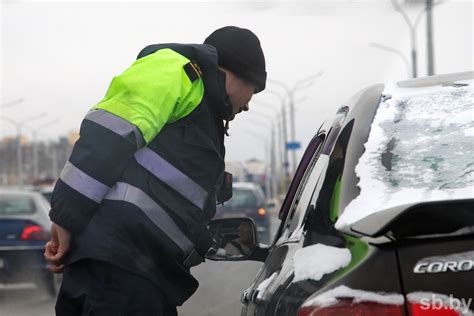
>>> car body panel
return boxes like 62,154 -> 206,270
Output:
350,199 -> 474,238
240,72 -> 473,315
398,236 -> 474,299
242,132 -> 329,315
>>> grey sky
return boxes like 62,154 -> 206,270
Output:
1,0 -> 473,162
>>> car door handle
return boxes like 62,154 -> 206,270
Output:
241,289 -> 262,305
250,289 -> 261,304
241,288 -> 251,304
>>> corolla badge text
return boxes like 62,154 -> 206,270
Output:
414,260 -> 474,274
414,251 -> 474,274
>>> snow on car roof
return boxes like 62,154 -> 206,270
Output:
336,78 -> 474,230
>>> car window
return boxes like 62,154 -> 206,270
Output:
0,194 -> 37,215
337,84 -> 474,229
224,188 -> 259,208
279,137 -> 325,240
322,120 -> 354,222
284,172 -> 320,239
278,135 -> 326,221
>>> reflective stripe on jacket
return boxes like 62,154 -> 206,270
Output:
49,44 -> 227,305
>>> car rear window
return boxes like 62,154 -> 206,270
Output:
0,194 -> 36,215
224,189 -> 259,208
337,82 -> 474,229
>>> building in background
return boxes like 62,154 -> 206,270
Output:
226,159 -> 277,199
0,132 -> 77,186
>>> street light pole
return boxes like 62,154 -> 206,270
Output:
1,99 -> 24,142
269,71 -> 324,174
252,95 -> 289,194
288,90 -> 296,174
426,0 -> 435,75
264,90 -> 290,179
243,130 -> 272,199
240,114 -> 277,199
391,0 -> 442,78
247,112 -> 281,199
251,99 -> 285,182
25,118 -> 60,179
0,113 -> 47,185
1,117 -> 24,186
369,42 -> 411,78
1,98 -> 24,109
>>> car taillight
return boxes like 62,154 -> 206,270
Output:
20,224 -> 50,240
297,299 -> 405,316
408,303 -> 461,316
258,208 -> 266,216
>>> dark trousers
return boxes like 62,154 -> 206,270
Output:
55,259 -> 177,316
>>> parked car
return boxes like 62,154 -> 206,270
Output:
0,189 -> 60,297
36,185 -> 55,205
207,71 -> 474,316
215,182 -> 272,243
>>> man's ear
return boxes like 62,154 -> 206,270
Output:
216,69 -> 234,121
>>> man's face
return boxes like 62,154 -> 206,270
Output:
223,69 -> 257,118
238,222 -> 253,245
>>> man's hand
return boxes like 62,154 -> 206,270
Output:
44,223 -> 71,273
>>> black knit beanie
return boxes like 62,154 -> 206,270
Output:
204,26 -> 267,93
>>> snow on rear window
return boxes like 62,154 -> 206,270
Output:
336,81 -> 474,230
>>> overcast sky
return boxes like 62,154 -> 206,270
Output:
1,0 -> 473,163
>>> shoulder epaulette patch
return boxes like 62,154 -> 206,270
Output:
183,62 -> 202,83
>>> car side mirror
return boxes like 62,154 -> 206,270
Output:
206,218 -> 258,261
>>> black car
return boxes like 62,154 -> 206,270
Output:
0,189 -> 61,297
215,182 -> 272,244
207,71 -> 474,316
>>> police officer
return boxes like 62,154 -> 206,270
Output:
44,26 -> 266,315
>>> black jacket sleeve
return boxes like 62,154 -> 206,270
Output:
49,111 -> 144,233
